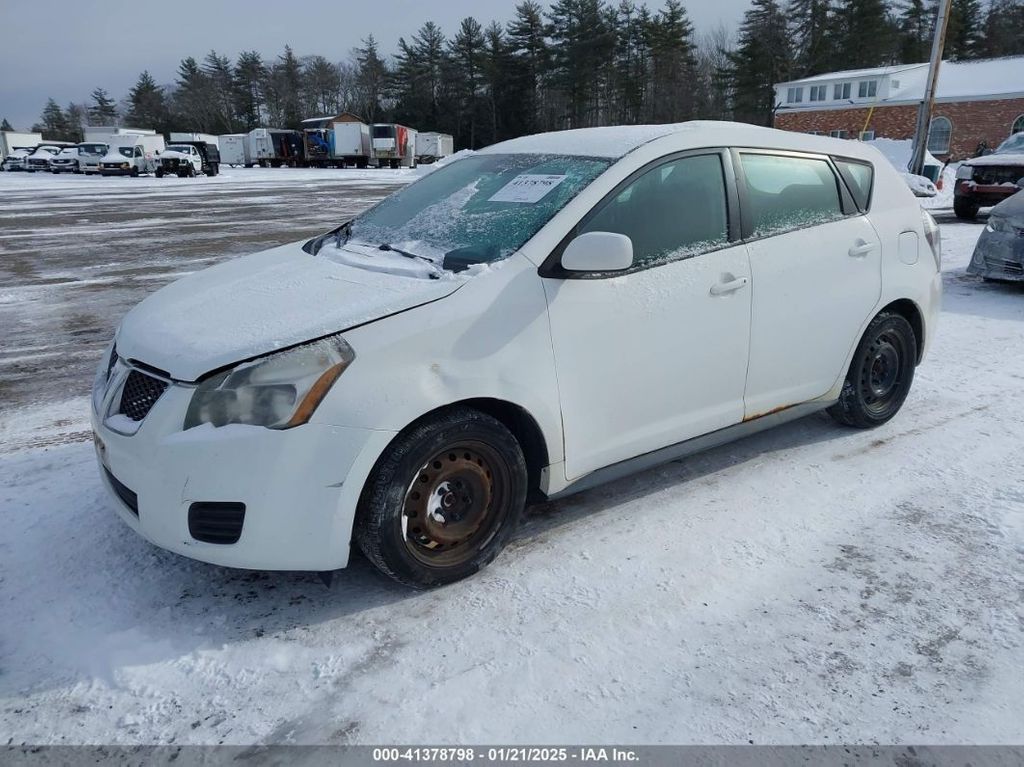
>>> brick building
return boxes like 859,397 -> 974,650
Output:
773,56 -> 1024,161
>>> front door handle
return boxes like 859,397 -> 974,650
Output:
710,276 -> 749,296
848,240 -> 876,258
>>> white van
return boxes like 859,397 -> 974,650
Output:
92,122 -> 941,587
98,135 -> 165,176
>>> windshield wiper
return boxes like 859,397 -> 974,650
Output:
378,243 -> 444,279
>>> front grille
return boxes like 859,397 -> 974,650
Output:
119,370 -> 168,421
974,166 -> 1024,185
188,503 -> 246,544
985,256 -> 1024,276
103,467 -> 139,516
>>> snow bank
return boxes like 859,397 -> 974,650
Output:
866,138 -> 941,174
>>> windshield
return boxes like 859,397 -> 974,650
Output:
166,145 -> 191,153
117,147 -> 135,158
996,133 -> 1024,154
79,143 -> 106,155
341,153 -> 611,267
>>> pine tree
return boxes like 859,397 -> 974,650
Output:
725,0 -> 792,125
203,51 -> 239,132
392,23 -> 448,129
506,1 -> 550,133
234,51 -> 267,129
897,0 -> 934,62
65,103 -> 86,142
273,46 -> 304,128
647,0 -> 698,123
947,0 -> 983,58
977,0 -> 1024,57
354,36 -> 390,123
88,88 -> 118,125
1,118 -> 13,131
173,57 -> 213,131
448,17 -> 487,148
546,0 -> 617,128
126,71 -> 170,132
32,99 -> 71,140
613,0 -> 651,124
482,21 -> 516,143
835,0 -> 900,68
788,0 -> 835,76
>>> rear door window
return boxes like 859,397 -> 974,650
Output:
834,159 -> 874,210
739,153 -> 844,237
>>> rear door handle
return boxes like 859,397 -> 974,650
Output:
710,276 -> 749,296
848,240 -> 876,258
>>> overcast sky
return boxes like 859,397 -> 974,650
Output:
0,0 -> 750,131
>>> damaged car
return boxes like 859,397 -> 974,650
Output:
954,132 -> 1024,219
92,122 -> 942,588
967,190 -> 1024,282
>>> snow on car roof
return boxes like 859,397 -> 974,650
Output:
479,121 -> 883,162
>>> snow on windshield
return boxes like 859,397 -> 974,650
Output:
996,133 -> 1024,154
339,153 -> 611,267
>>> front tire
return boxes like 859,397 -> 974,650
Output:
355,407 -> 528,588
953,197 -> 979,220
829,312 -> 917,429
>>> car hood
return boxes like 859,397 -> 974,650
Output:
964,153 -> 1024,167
101,152 -> 132,163
115,239 -> 464,381
989,189 -> 1024,221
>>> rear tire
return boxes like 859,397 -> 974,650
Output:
953,197 -> 979,220
354,407 -> 528,589
828,312 -> 917,429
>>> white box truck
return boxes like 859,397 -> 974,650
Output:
246,128 -> 275,166
371,124 -> 417,168
220,134 -> 247,167
330,121 -> 371,167
415,132 -> 454,164
0,131 -> 42,161
98,134 -> 166,176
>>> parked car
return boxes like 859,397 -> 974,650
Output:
24,144 -> 71,172
0,146 -> 34,171
91,122 -> 941,588
155,142 -> 219,177
49,146 -> 82,173
967,189 -> 1024,281
76,142 -> 109,174
954,132 -> 1024,219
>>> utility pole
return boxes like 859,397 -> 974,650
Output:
909,0 -> 953,175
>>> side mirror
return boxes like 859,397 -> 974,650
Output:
561,231 -> 634,273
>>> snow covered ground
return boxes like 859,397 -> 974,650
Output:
1,173 -> 1023,745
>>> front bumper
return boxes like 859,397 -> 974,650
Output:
100,166 -> 133,176
967,226 -> 1024,281
956,180 -> 1021,206
92,370 -> 395,571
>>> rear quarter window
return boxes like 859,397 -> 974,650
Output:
834,159 -> 874,211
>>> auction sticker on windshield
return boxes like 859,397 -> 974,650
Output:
489,174 -> 568,203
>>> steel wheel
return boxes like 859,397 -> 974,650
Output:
829,311 -> 917,429
402,441 -> 510,567
355,407 -> 528,588
859,330 -> 907,418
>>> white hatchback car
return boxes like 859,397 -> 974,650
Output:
92,122 -> 941,587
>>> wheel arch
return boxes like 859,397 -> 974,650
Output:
880,298 -> 925,364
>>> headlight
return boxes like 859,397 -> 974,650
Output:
955,164 -> 974,180
986,216 -> 1021,236
92,340 -> 117,412
184,336 -> 355,430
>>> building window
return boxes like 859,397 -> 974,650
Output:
891,80 -> 900,90
809,85 -> 828,102
1012,114 -> 1024,136
829,130 -> 849,139
808,130 -> 824,135
859,131 -> 875,141
834,82 -> 851,100
858,80 -> 878,98
787,87 -> 804,104
927,116 -> 952,154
